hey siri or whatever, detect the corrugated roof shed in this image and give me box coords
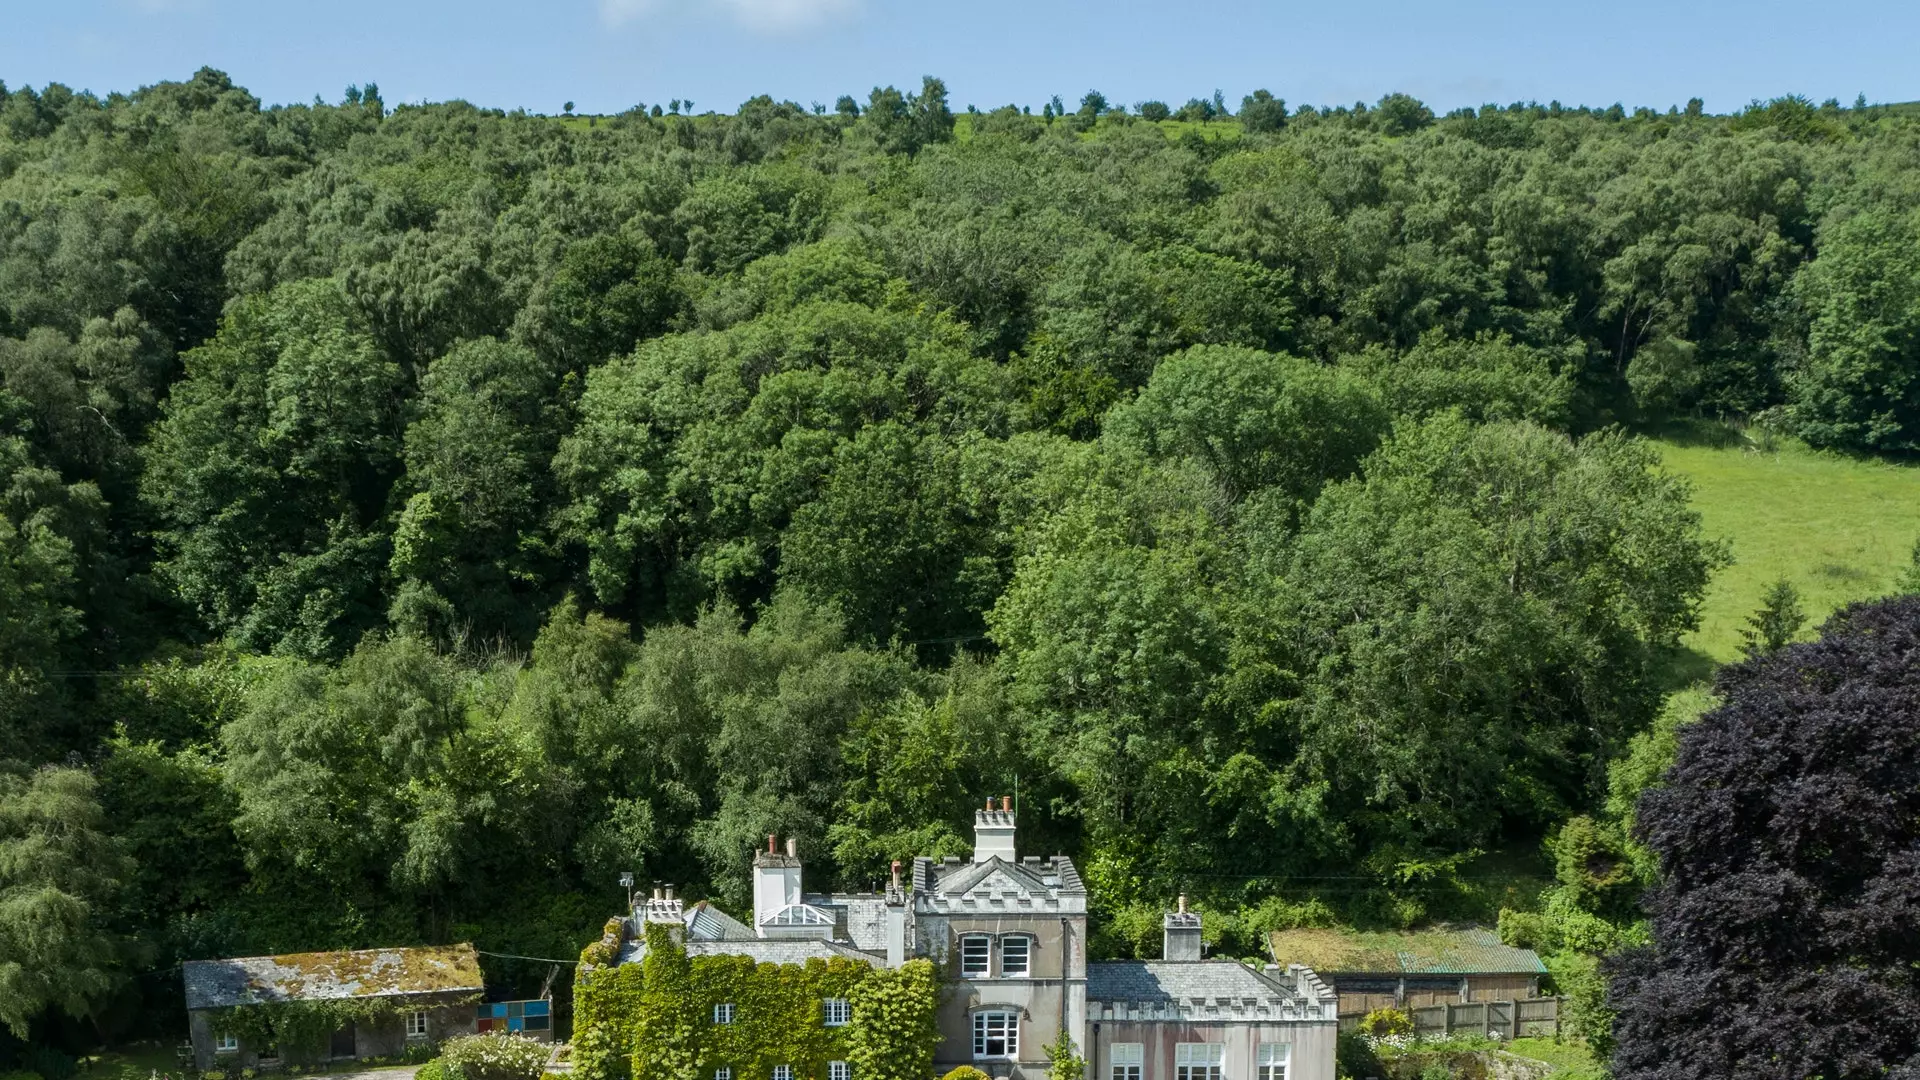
[182,943,483,1010]
[1267,927,1546,975]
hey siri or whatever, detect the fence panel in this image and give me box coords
[1411,1005,1447,1037]
[1487,1001,1515,1040]
[1514,996,1561,1037]
[1445,1002,1489,1034]
[1341,996,1562,1039]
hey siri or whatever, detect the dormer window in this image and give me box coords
[960,934,991,977]
[999,934,1031,977]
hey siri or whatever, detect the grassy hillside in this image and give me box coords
[1656,432,1920,662]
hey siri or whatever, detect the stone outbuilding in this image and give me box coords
[1267,926,1547,1019]
[182,943,484,1068]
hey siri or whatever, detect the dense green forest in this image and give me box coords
[4,66,1920,1049]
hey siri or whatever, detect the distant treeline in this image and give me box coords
[1,67,1916,1042]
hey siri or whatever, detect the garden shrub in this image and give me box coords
[440,1033,548,1080]
[416,1060,455,1080]
[939,1069,990,1080]
[1359,1007,1414,1037]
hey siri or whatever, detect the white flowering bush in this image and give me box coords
[439,1033,549,1080]
[1361,1030,1503,1053]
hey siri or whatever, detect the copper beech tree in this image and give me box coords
[1610,595,1920,1080]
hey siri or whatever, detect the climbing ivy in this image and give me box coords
[846,958,939,1080]
[206,996,481,1066]
[574,924,939,1080]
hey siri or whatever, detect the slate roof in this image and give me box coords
[687,900,757,941]
[1088,961,1295,1004]
[804,895,890,952]
[689,940,880,966]
[1268,926,1546,975]
[182,944,483,1011]
[912,854,1086,914]
[618,937,882,967]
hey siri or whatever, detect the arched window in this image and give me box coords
[972,1011,1018,1059]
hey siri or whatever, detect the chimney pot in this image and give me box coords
[768,834,777,854]
[890,859,902,886]
[664,884,675,901]
[1001,795,1012,812]
[652,886,663,901]
[985,796,994,811]
[785,836,798,858]
[1164,897,1203,961]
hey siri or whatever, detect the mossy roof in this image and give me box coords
[182,942,484,1010]
[1267,926,1545,976]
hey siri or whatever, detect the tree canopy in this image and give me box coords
[2,68,1906,1040]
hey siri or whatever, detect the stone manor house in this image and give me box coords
[613,800,1339,1080]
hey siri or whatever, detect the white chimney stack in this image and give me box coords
[753,834,803,935]
[973,795,1016,864]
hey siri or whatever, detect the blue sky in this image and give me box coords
[4,0,1916,117]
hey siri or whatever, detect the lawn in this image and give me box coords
[76,1044,186,1080]
[1654,432,1920,663]
[1505,1037,1606,1079]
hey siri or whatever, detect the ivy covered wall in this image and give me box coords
[574,924,939,1080]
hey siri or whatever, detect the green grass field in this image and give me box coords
[1655,433,1920,663]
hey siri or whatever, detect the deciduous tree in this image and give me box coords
[1610,596,1920,1080]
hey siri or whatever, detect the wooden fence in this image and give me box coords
[1336,996,1564,1039]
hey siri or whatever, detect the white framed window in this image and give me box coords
[828,1063,851,1080]
[1111,1043,1143,1080]
[972,1011,1018,1059]
[405,1010,429,1037]
[714,1003,736,1024]
[1257,1044,1290,1080]
[215,1033,239,1054]
[823,997,851,1026]
[999,934,1032,977]
[772,1067,793,1080]
[960,934,991,977]
[716,1069,733,1080]
[1175,1043,1224,1080]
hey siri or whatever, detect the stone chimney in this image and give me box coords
[885,859,908,967]
[1164,894,1203,961]
[972,796,1016,864]
[644,884,685,930]
[753,833,803,935]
